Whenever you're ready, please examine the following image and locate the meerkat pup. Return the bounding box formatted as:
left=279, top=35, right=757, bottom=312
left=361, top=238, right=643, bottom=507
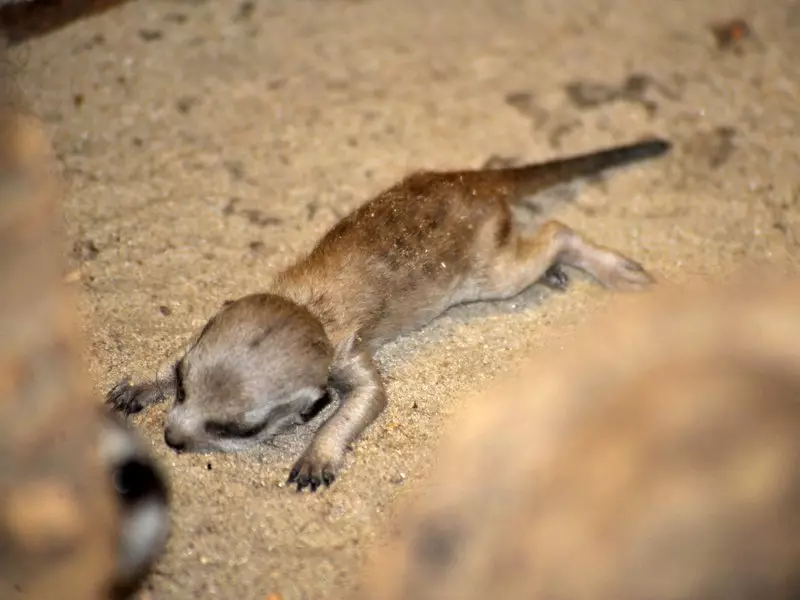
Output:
left=97, top=409, right=170, bottom=598
left=107, top=137, right=670, bottom=491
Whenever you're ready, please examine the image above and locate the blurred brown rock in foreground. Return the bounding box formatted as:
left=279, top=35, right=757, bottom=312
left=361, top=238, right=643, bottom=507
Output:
left=0, top=51, right=119, bottom=599
left=358, top=273, right=800, bottom=600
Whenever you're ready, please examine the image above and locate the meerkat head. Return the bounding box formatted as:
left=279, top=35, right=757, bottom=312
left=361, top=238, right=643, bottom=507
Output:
left=97, top=409, right=170, bottom=599
left=163, top=293, right=334, bottom=453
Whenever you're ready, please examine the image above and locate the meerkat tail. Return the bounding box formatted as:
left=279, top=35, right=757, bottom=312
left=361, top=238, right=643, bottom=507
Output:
left=501, top=137, right=671, bottom=200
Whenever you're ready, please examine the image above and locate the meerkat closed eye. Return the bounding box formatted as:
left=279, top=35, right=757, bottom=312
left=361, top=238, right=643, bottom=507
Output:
left=107, top=137, right=670, bottom=492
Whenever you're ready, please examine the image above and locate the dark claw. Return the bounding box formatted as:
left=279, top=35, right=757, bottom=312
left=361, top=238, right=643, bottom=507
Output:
left=541, top=265, right=570, bottom=291
left=287, top=466, right=300, bottom=484
left=321, top=470, right=336, bottom=487
left=287, top=458, right=335, bottom=493
left=295, top=475, right=316, bottom=493
left=105, top=378, right=143, bottom=415
left=289, top=461, right=312, bottom=492
left=105, top=378, right=164, bottom=416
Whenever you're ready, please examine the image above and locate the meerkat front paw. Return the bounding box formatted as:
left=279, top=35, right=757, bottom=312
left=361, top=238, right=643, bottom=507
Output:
left=106, top=378, right=164, bottom=415
left=287, top=445, right=342, bottom=492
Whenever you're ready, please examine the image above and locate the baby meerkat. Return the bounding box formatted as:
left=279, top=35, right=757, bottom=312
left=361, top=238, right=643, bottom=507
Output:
left=97, top=409, right=170, bottom=599
left=107, top=137, right=670, bottom=491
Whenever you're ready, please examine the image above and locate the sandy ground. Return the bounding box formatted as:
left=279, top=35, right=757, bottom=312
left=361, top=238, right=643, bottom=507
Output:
left=15, top=0, right=800, bottom=598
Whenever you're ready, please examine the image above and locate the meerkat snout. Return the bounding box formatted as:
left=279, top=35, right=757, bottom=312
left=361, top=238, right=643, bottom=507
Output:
left=162, top=293, right=334, bottom=453
left=97, top=409, right=170, bottom=599
left=163, top=425, right=186, bottom=452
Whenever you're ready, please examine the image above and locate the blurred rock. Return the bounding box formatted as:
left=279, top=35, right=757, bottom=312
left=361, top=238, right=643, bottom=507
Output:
left=0, top=47, right=122, bottom=599
left=358, top=274, right=800, bottom=600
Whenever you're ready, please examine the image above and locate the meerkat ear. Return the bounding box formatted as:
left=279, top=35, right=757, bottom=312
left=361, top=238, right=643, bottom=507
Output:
left=299, top=388, right=333, bottom=423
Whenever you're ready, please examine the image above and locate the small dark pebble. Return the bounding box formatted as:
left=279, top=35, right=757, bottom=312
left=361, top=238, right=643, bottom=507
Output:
left=564, top=80, right=617, bottom=109
left=158, top=305, right=172, bottom=316
left=139, top=29, right=164, bottom=42
left=710, top=18, right=753, bottom=50
left=132, top=137, right=144, bottom=148
left=165, top=12, right=188, bottom=24
left=412, top=401, right=418, bottom=410
left=77, top=33, right=105, bottom=51
left=72, top=239, right=99, bottom=261
left=235, top=0, right=255, bottom=21
left=224, top=160, right=245, bottom=180
left=242, top=209, right=282, bottom=227
left=223, top=197, right=240, bottom=216
left=504, top=90, right=534, bottom=111
left=207, top=462, right=213, bottom=471
left=176, top=96, right=198, bottom=114
left=249, top=240, right=266, bottom=252
left=73, top=93, right=84, bottom=108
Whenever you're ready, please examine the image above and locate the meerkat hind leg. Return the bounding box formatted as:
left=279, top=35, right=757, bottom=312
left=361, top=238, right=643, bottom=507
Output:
left=480, top=219, right=654, bottom=301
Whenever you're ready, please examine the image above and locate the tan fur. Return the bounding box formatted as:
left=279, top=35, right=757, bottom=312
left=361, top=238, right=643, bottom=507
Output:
left=0, top=73, right=123, bottom=599
left=107, top=138, right=669, bottom=491
left=356, top=273, right=800, bottom=600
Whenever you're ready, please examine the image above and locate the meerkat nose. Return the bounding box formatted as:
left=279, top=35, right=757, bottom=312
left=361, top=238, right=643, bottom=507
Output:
left=163, top=426, right=186, bottom=452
